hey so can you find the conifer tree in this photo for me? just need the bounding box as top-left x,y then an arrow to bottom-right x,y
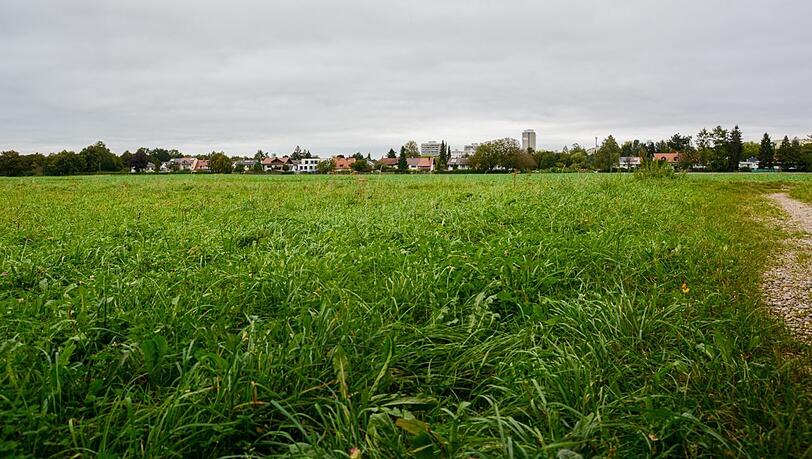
398,146 -> 408,172
776,136 -> 791,169
758,133 -> 774,170
727,126 -> 743,171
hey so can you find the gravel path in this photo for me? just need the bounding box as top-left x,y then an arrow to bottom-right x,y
763,193 -> 812,342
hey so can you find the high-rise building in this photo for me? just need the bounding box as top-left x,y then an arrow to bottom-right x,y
522,129 -> 537,151
463,143 -> 480,156
420,141 -> 441,157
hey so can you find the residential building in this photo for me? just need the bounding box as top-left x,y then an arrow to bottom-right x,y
522,129 -> 537,151
464,143 -> 480,156
447,157 -> 470,171
450,149 -> 465,160
653,153 -> 680,165
333,156 -> 355,171
192,159 -> 209,172
233,159 -> 258,171
738,157 -> 760,170
420,141 -> 442,157
297,157 -> 321,173
377,157 -> 399,169
619,156 -> 642,170
262,156 -> 293,172
407,157 -> 434,172
166,157 -> 197,171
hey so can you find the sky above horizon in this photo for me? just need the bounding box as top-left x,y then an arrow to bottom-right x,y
1,0 -> 810,156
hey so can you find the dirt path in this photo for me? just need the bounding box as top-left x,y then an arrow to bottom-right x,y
763,193 -> 812,342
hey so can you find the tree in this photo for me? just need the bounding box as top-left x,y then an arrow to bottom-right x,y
254,149 -> 268,161
469,138 -> 521,172
728,126 -> 743,171
708,126 -> 729,171
799,136 -> 812,172
351,158 -> 372,173
758,133 -> 774,170
0,151 -> 28,176
398,147 -> 408,173
47,151 -> 85,176
234,163 -> 245,173
291,146 -> 303,161
351,152 -> 365,161
789,137 -> 803,170
131,149 -> 149,172
436,140 -> 448,171
533,150 -> 558,170
403,141 -> 420,158
317,158 -> 336,174
667,133 -> 693,153
209,152 -> 232,174
387,148 -> 397,159
80,141 -> 120,172
506,150 -> 537,171
594,135 -> 621,172
643,141 -> 656,160
775,136 -> 795,170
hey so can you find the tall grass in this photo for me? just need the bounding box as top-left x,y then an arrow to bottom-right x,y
0,173 -> 811,457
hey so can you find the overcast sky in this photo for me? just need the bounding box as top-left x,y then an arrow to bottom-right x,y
1,0 -> 810,156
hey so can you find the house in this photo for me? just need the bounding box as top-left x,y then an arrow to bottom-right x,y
619,156 -> 642,170
192,159 -> 209,172
333,156 -> 356,172
377,157 -> 399,169
447,157 -> 470,171
166,157 -> 197,171
738,157 -> 760,170
653,153 -> 680,165
159,161 -> 172,172
407,157 -> 434,172
130,162 -> 156,173
233,159 -> 258,171
297,157 -> 322,173
262,156 -> 293,172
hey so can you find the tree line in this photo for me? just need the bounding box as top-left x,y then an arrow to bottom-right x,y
467,128 -> 812,173
2,129 -> 811,176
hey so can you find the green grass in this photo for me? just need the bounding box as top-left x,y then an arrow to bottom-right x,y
1,173 -> 811,458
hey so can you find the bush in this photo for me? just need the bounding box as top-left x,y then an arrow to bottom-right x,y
635,159 -> 677,179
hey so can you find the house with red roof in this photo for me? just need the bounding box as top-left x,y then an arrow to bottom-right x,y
653,153 -> 680,165
333,156 -> 356,171
407,157 -> 434,172
192,159 -> 209,172
261,156 -> 293,172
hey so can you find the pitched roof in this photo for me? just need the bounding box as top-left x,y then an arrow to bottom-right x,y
333,157 -> 356,169
378,157 -> 399,166
653,153 -> 680,162
405,157 -> 433,168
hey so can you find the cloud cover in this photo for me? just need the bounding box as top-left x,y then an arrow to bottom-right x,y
1,0 -> 810,155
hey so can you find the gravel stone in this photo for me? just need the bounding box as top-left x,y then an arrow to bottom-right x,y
763,193 -> 812,343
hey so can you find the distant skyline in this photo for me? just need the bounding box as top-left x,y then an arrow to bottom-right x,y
1,0 -> 810,156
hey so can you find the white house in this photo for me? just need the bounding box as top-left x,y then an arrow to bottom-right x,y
619,156 -> 642,170
296,157 -> 322,173
738,157 -> 760,170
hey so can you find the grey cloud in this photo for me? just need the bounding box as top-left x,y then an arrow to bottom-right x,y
1,0 -> 810,155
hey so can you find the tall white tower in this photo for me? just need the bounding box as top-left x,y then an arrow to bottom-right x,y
522,129 -> 537,151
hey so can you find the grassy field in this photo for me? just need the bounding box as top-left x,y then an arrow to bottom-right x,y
1,173 -> 811,458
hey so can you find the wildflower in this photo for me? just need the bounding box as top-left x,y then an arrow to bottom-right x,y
1,272 -> 7,277
681,283 -> 690,294
349,448 -> 361,459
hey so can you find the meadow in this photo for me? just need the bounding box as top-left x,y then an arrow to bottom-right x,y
1,173 -> 811,458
